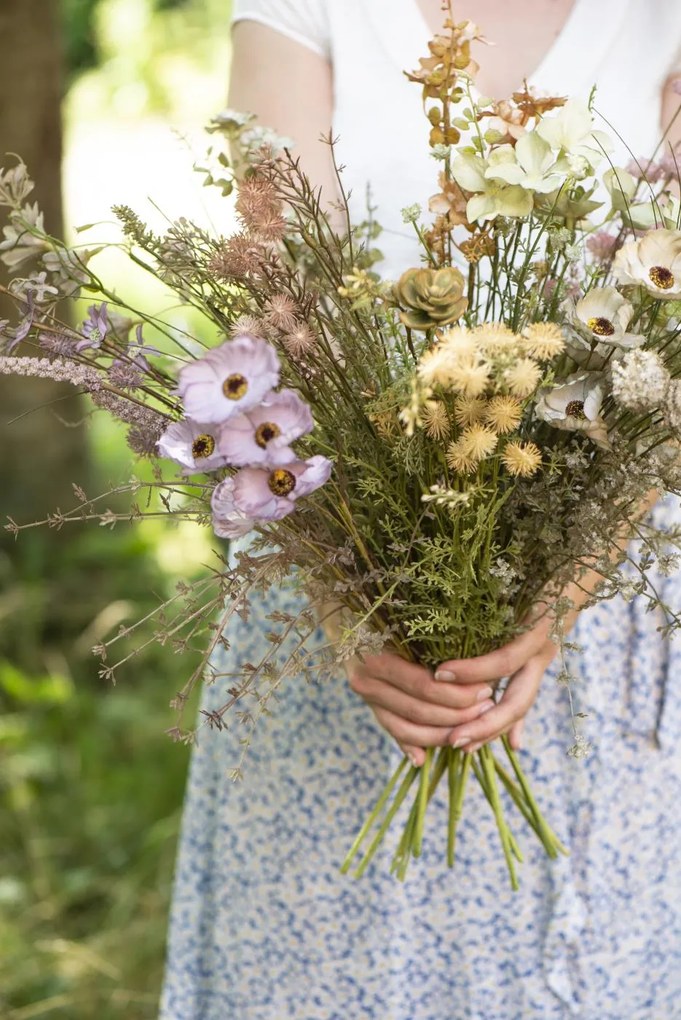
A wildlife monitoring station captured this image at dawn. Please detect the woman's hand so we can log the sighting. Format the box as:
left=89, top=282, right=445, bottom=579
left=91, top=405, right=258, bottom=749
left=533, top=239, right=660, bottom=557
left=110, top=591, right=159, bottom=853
left=345, top=650, right=497, bottom=767
left=434, top=611, right=561, bottom=754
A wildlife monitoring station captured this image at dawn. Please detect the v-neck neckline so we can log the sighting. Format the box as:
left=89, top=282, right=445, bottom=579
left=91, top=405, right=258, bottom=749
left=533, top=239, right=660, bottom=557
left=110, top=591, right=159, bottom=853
left=369, top=0, right=625, bottom=96
left=408, top=0, right=588, bottom=91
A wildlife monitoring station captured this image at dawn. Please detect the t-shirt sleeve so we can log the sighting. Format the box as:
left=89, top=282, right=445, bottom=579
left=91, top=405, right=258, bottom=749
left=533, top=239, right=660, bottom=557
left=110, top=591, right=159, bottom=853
left=231, top=0, right=331, bottom=60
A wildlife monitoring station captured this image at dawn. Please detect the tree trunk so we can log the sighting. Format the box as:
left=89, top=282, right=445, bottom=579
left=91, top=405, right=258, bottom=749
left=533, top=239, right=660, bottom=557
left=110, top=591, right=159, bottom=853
left=0, top=0, right=89, bottom=540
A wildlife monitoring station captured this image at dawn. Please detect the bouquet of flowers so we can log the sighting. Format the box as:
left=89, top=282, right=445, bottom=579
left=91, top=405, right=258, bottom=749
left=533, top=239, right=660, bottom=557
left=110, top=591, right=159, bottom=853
left=3, top=6, right=681, bottom=886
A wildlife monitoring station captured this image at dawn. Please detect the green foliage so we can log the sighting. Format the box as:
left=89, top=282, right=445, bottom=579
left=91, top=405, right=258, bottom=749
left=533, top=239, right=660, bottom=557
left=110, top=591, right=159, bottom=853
left=0, top=518, right=202, bottom=1018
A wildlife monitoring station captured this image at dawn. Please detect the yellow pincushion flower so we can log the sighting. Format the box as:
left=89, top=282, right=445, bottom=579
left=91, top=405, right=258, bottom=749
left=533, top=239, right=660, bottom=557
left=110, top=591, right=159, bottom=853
left=446, top=439, right=476, bottom=474
left=422, top=400, right=451, bottom=440
left=522, top=322, right=566, bottom=361
left=504, top=358, right=542, bottom=397
left=418, top=345, right=458, bottom=387
left=474, top=322, right=520, bottom=354
left=460, top=424, right=498, bottom=462
left=502, top=440, right=542, bottom=476
left=437, top=326, right=478, bottom=361
left=447, top=357, right=491, bottom=397
left=484, top=395, right=523, bottom=434
left=454, top=395, right=487, bottom=426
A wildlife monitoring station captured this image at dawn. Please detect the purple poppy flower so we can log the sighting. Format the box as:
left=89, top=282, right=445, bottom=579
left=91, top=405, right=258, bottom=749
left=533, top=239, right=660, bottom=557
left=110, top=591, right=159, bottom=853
left=217, top=388, right=313, bottom=467
left=210, top=455, right=332, bottom=536
left=178, top=334, right=280, bottom=424
left=157, top=419, right=230, bottom=473
left=77, top=302, right=109, bottom=351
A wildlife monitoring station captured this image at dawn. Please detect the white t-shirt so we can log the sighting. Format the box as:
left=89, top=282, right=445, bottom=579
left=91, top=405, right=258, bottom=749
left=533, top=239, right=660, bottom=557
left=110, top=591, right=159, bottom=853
left=232, top=0, right=681, bottom=277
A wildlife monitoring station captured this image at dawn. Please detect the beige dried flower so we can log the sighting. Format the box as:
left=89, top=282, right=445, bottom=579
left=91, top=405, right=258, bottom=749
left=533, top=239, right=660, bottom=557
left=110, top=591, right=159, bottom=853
left=484, top=395, right=522, bottom=434
left=282, top=322, right=317, bottom=357
left=446, top=438, right=476, bottom=474
left=230, top=314, right=264, bottom=337
left=522, top=322, right=566, bottom=361
left=265, top=294, right=299, bottom=332
left=447, top=357, right=491, bottom=397
left=502, top=440, right=542, bottom=476
left=422, top=400, right=451, bottom=440
left=474, top=323, right=519, bottom=354
left=459, top=424, right=498, bottom=462
left=454, top=395, right=487, bottom=426
left=504, top=358, right=542, bottom=397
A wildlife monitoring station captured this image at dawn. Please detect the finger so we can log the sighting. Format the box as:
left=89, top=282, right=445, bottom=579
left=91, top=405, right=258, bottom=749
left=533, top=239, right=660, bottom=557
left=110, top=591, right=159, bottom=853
left=371, top=704, right=456, bottom=749
left=398, top=742, right=426, bottom=768
left=508, top=717, right=524, bottom=750
left=353, top=673, right=496, bottom=728
left=435, top=623, right=553, bottom=685
left=447, top=657, right=545, bottom=749
left=353, top=653, right=493, bottom=709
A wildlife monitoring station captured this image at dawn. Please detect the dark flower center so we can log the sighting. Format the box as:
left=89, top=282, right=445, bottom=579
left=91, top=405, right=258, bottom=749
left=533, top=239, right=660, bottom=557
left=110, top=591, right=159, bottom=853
left=586, top=316, right=615, bottom=336
left=649, top=266, right=674, bottom=290
left=268, top=468, right=296, bottom=496
left=223, top=373, right=249, bottom=399
left=565, top=399, right=586, bottom=419
left=192, top=433, right=216, bottom=459
left=255, top=421, right=281, bottom=448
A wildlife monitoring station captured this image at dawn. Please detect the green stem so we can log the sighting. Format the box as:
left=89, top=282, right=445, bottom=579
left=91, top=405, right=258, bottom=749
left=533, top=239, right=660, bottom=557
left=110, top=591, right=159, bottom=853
left=341, top=756, right=409, bottom=873
left=413, top=747, right=433, bottom=858
left=353, top=766, right=419, bottom=879
left=501, top=735, right=568, bottom=857
left=447, top=748, right=469, bottom=868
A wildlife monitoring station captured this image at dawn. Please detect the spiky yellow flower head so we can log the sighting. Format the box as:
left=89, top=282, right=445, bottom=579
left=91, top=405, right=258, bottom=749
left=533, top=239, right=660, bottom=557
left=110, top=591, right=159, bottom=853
left=438, top=326, right=478, bottom=361
left=522, top=322, right=566, bottom=361
left=447, top=357, right=491, bottom=397
left=502, top=440, right=542, bottom=476
left=418, top=344, right=459, bottom=387
left=504, top=358, right=542, bottom=397
left=474, top=322, right=519, bottom=354
left=422, top=400, right=451, bottom=440
left=460, top=424, right=498, bottom=462
left=446, top=439, right=476, bottom=474
left=484, top=395, right=522, bottom=434
left=454, top=395, right=487, bottom=427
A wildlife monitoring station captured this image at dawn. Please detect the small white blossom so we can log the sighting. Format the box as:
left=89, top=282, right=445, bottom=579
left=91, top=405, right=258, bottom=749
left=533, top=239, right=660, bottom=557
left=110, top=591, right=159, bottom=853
left=611, top=349, right=670, bottom=412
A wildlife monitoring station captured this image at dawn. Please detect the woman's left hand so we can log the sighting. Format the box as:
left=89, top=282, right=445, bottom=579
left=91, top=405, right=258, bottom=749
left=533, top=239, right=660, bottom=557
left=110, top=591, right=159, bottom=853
left=434, top=611, right=561, bottom=753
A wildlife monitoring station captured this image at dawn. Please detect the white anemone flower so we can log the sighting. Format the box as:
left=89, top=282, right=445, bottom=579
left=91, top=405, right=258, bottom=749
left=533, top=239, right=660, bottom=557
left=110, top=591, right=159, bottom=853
left=613, top=228, right=681, bottom=298
left=535, top=372, right=610, bottom=447
left=570, top=287, right=635, bottom=345
left=451, top=153, right=533, bottom=223
left=536, top=100, right=612, bottom=170
left=485, top=133, right=565, bottom=194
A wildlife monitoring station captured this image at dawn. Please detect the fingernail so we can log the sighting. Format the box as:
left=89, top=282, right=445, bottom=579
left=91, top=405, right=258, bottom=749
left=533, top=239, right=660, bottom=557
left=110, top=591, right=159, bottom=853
left=407, top=753, right=419, bottom=768
left=435, top=669, right=456, bottom=682
left=450, top=734, right=470, bottom=748
left=476, top=686, right=493, bottom=702
left=466, top=742, right=484, bottom=754
left=477, top=701, right=494, bottom=716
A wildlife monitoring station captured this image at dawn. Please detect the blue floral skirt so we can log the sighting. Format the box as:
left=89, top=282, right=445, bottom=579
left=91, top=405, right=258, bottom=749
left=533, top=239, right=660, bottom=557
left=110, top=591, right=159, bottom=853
left=161, top=499, right=681, bottom=1020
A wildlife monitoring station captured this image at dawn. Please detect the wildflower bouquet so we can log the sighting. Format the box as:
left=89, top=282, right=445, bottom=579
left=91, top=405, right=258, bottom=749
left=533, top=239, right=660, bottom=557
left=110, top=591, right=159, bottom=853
left=3, top=6, right=681, bottom=886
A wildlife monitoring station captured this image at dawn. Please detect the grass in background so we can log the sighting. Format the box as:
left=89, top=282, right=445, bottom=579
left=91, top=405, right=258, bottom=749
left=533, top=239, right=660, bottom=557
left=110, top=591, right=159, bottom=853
left=0, top=1, right=232, bottom=1015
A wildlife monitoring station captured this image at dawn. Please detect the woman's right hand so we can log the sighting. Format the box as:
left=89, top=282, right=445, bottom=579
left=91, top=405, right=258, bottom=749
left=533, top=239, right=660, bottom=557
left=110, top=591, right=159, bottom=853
left=345, top=650, right=496, bottom=767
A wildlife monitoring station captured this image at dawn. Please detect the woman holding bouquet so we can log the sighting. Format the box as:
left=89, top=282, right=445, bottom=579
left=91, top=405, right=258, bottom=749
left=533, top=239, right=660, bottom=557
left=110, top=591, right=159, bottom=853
left=161, top=2, right=681, bottom=1018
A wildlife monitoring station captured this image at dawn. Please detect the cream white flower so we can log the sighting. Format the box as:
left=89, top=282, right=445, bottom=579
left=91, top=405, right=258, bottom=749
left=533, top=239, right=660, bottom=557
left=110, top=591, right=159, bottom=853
left=536, top=99, right=612, bottom=170
left=485, top=132, right=565, bottom=194
left=570, top=286, right=634, bottom=345
left=535, top=372, right=609, bottom=447
left=613, top=228, right=681, bottom=298
left=451, top=153, right=533, bottom=223
left=611, top=349, right=670, bottom=412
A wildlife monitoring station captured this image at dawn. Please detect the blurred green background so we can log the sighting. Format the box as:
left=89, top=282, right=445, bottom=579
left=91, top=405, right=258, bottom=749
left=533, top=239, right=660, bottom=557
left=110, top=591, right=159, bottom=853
left=0, top=2, right=232, bottom=1016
